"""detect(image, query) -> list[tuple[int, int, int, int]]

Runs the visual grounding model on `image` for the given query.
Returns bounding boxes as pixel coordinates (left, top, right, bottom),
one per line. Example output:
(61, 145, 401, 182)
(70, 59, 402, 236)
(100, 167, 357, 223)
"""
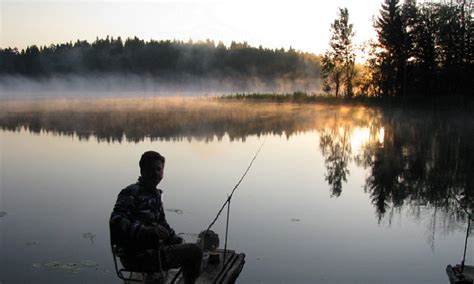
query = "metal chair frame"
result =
(111, 242, 166, 283)
(110, 222, 167, 284)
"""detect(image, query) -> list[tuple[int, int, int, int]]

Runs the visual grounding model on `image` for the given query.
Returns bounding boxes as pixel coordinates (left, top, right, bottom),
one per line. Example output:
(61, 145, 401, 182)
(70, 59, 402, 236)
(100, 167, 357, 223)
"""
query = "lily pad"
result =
(37, 260, 95, 274)
(61, 262, 79, 269)
(166, 208, 184, 215)
(69, 267, 84, 274)
(80, 260, 98, 267)
(0, 211, 7, 218)
(43, 261, 62, 269)
(56, 262, 84, 273)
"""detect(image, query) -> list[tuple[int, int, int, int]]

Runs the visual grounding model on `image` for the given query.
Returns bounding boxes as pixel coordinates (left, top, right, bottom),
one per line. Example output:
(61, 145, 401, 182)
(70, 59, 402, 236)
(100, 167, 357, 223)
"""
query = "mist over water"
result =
(0, 75, 322, 99)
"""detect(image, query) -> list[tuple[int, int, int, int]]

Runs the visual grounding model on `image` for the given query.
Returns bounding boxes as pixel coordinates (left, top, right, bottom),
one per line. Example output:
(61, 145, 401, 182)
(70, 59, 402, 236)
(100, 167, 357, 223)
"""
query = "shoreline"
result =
(218, 92, 474, 111)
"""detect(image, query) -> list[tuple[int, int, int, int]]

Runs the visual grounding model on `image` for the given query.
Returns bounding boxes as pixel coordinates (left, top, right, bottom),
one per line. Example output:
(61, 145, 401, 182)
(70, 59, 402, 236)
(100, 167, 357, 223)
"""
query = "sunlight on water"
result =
(350, 127, 371, 153)
(379, 127, 385, 145)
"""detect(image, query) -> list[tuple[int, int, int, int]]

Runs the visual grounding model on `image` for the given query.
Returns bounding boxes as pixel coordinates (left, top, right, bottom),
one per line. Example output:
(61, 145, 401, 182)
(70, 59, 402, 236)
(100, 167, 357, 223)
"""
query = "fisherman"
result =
(110, 151, 202, 284)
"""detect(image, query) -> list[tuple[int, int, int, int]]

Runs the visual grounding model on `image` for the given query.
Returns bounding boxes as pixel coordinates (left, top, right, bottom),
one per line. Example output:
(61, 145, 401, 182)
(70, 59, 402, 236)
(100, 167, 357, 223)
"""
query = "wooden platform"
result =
(168, 249, 245, 284)
(447, 264, 474, 284)
(125, 249, 245, 284)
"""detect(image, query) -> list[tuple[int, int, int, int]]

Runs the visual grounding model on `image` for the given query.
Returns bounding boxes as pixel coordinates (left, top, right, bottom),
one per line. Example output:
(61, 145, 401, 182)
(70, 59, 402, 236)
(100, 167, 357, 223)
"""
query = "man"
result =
(110, 151, 202, 284)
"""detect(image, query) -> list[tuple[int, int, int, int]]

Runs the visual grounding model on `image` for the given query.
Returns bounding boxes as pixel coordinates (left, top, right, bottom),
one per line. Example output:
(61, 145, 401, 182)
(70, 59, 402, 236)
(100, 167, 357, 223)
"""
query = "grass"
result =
(218, 92, 474, 110)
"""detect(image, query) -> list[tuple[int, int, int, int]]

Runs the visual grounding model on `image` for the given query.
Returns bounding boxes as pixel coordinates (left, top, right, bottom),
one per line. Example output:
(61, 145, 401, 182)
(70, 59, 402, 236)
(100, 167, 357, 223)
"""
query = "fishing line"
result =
(205, 140, 265, 232)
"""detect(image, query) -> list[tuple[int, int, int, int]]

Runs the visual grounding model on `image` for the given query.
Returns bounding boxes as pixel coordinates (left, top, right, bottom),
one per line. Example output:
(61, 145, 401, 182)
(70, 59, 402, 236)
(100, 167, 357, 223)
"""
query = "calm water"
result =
(1, 98, 473, 283)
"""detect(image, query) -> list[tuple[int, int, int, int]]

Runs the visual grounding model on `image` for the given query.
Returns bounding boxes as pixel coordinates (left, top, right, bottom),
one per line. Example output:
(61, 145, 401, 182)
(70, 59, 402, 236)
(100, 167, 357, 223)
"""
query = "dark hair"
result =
(139, 151, 165, 171)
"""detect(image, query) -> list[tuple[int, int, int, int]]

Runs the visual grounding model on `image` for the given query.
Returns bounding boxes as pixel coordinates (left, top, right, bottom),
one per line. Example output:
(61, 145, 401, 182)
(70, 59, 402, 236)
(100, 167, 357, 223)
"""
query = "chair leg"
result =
(126, 271, 133, 284)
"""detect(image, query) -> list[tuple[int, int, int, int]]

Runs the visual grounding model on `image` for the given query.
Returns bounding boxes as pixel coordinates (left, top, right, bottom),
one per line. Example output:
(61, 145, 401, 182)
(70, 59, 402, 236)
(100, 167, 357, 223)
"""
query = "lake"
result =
(1, 97, 473, 283)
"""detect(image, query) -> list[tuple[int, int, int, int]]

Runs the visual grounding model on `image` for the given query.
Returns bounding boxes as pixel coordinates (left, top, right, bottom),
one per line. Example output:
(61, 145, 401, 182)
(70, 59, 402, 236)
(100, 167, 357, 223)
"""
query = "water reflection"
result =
(326, 111, 472, 239)
(1, 98, 473, 233)
(319, 126, 351, 197)
(0, 98, 332, 143)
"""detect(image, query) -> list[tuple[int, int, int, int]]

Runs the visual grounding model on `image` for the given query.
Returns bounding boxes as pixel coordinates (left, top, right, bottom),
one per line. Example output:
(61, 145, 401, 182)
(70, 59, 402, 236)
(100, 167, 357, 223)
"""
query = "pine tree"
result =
(375, 0, 406, 97)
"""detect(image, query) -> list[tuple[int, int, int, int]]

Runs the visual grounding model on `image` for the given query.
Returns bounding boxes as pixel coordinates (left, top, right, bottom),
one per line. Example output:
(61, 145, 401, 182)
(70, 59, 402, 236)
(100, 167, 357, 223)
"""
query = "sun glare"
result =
(350, 127, 370, 152)
(379, 127, 385, 144)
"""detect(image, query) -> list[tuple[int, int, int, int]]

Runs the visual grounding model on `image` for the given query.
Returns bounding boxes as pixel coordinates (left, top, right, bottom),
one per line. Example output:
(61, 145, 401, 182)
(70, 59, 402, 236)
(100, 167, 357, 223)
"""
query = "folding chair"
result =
(110, 222, 167, 284)
(111, 243, 167, 283)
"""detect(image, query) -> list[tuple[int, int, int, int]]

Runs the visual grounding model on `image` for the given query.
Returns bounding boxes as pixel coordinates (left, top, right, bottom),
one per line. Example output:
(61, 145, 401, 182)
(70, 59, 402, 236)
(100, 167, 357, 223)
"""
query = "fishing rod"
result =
(205, 140, 265, 233)
(197, 140, 265, 268)
(448, 188, 473, 274)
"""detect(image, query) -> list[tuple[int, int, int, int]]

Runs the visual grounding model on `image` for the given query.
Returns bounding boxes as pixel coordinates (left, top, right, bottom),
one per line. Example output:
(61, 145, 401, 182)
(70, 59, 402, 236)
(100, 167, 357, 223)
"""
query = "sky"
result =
(0, 0, 382, 56)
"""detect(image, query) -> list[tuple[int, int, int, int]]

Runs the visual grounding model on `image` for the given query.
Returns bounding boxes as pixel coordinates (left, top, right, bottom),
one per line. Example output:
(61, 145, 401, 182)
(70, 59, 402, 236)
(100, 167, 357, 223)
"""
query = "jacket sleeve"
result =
(109, 188, 157, 247)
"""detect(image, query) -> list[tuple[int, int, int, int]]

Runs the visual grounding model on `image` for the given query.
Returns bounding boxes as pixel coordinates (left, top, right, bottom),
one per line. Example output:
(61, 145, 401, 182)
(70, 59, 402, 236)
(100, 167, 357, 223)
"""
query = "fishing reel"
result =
(198, 230, 220, 251)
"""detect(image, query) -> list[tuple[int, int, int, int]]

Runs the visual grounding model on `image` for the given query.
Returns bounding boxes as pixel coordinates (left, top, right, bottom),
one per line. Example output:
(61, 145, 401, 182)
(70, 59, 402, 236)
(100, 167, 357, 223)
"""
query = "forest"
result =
(0, 38, 321, 82)
(0, 0, 472, 99)
(323, 0, 472, 99)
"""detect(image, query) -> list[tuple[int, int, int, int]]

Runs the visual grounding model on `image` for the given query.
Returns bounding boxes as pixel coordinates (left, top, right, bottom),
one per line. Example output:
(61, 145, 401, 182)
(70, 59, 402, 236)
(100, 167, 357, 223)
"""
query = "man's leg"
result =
(161, 243, 202, 284)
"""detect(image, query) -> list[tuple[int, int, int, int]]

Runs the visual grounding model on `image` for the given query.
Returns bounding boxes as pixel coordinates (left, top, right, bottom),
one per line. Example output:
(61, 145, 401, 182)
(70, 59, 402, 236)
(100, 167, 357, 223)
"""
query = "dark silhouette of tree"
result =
(322, 7, 355, 97)
(367, 0, 473, 98)
(374, 0, 406, 98)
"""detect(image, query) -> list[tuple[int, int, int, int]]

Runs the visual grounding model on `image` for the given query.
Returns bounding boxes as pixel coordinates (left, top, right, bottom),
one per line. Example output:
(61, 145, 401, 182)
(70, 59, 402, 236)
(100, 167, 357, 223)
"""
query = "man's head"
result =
(139, 151, 165, 187)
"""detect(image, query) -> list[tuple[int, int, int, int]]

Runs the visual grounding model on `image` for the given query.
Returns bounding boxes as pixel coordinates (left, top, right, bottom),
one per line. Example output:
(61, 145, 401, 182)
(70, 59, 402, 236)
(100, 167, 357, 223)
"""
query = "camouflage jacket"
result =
(110, 181, 173, 254)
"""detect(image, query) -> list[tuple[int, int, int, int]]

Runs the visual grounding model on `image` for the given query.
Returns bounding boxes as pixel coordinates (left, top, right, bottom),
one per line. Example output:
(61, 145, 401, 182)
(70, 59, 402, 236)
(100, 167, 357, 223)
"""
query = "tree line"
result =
(0, 37, 321, 81)
(1, 0, 471, 99)
(323, 0, 473, 99)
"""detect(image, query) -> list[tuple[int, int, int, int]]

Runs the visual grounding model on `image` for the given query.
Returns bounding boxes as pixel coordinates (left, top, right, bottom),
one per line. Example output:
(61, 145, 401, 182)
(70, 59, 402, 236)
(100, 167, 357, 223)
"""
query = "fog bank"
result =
(0, 74, 321, 99)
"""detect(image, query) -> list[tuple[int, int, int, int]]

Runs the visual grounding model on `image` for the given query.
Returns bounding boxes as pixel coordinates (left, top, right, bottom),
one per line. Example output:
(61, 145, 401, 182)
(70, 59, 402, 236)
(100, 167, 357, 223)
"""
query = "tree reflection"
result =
(358, 110, 474, 240)
(364, 123, 405, 223)
(0, 99, 328, 143)
(319, 116, 351, 197)
(316, 106, 474, 245)
(318, 107, 381, 197)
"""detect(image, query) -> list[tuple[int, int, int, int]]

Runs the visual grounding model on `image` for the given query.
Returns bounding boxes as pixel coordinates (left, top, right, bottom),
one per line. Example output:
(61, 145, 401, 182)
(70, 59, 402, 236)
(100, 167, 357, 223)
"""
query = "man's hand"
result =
(152, 225, 170, 240)
(166, 234, 183, 245)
